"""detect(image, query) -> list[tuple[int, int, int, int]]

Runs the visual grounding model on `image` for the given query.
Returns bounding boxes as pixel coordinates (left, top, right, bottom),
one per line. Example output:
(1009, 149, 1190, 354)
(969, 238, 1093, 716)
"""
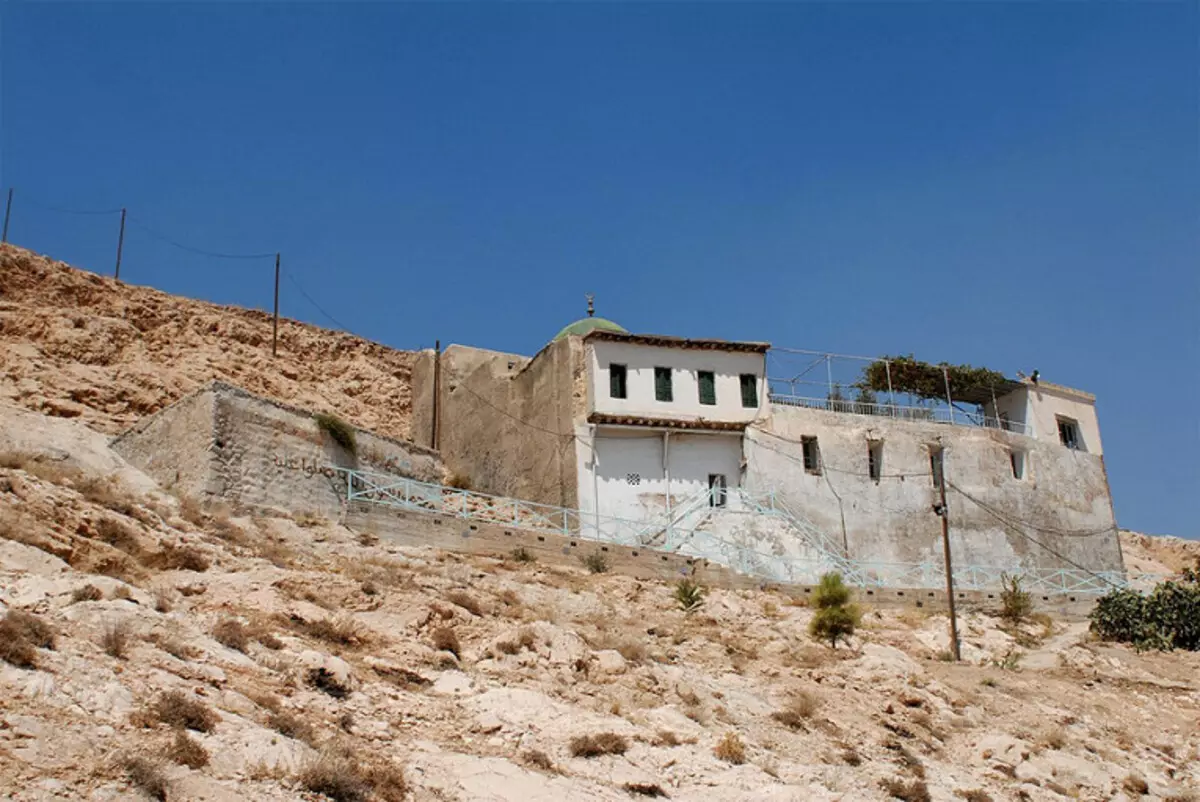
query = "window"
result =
(708, 474, 727, 507)
(1057, 417, 1083, 451)
(1010, 449, 1026, 480)
(929, 446, 944, 489)
(868, 441, 883, 481)
(801, 436, 822, 474)
(740, 373, 758, 408)
(698, 370, 716, 405)
(609, 364, 627, 399)
(654, 367, 673, 402)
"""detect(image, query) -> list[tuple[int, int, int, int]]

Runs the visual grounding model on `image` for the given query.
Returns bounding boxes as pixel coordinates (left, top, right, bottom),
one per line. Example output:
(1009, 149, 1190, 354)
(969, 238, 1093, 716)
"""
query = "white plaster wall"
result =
(667, 433, 744, 503)
(744, 404, 1123, 574)
(587, 341, 766, 423)
(1026, 385, 1104, 455)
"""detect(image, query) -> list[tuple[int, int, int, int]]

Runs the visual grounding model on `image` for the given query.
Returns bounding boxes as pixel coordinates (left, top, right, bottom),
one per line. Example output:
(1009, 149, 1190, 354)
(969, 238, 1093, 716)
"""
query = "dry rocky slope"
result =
(2, 404, 1199, 802)
(0, 243, 416, 442)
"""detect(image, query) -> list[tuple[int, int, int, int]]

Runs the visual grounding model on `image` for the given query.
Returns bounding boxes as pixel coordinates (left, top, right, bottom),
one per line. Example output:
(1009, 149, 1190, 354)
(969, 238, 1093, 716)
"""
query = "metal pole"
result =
(272, 253, 280, 357)
(885, 360, 895, 416)
(942, 366, 954, 425)
(825, 354, 834, 410)
(937, 473, 961, 662)
(114, 208, 126, 279)
(431, 339, 441, 450)
(1, 188, 12, 243)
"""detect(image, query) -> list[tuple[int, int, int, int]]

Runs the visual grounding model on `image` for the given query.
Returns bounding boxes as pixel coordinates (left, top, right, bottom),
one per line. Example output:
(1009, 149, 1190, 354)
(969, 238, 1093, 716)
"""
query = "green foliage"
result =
(1090, 573, 1200, 652)
(674, 576, 706, 613)
(860, 355, 1008, 403)
(854, 386, 879, 413)
(808, 573, 860, 649)
(999, 573, 1033, 624)
(580, 552, 610, 574)
(315, 412, 357, 455)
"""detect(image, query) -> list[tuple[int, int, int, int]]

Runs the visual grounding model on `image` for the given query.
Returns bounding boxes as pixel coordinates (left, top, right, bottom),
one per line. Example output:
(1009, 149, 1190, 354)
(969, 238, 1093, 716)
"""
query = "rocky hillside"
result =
(0, 243, 417, 442)
(1119, 530, 1200, 578)
(1, 403, 1198, 801)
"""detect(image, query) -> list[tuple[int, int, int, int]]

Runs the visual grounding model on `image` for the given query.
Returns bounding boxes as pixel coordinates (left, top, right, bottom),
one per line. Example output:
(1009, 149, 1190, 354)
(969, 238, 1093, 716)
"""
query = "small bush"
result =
(153, 690, 219, 732)
(212, 618, 250, 652)
(432, 627, 461, 657)
(0, 609, 55, 666)
(156, 635, 196, 661)
(446, 590, 484, 616)
(880, 778, 932, 802)
(494, 639, 521, 656)
(102, 620, 131, 659)
(808, 573, 861, 648)
(150, 544, 211, 572)
(714, 731, 747, 764)
(293, 615, 368, 648)
(177, 495, 206, 527)
(1090, 574, 1200, 652)
(624, 783, 668, 797)
(6, 609, 55, 649)
(96, 517, 142, 554)
(308, 667, 352, 698)
(256, 629, 284, 650)
(169, 730, 210, 768)
(570, 732, 629, 758)
(841, 746, 863, 766)
(123, 755, 168, 800)
(999, 573, 1032, 624)
(0, 628, 38, 668)
(953, 791, 994, 802)
(271, 710, 318, 745)
(772, 691, 819, 730)
(72, 584, 104, 603)
(654, 730, 682, 747)
(360, 580, 379, 596)
(300, 750, 369, 802)
(1123, 774, 1150, 796)
(315, 413, 357, 455)
(674, 577, 706, 613)
(445, 472, 471, 490)
(522, 749, 555, 771)
(581, 552, 610, 574)
(510, 546, 536, 563)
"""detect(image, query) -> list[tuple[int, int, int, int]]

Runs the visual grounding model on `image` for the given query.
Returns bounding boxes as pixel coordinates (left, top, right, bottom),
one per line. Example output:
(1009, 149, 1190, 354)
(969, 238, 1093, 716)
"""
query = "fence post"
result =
(942, 366, 955, 425)
(2, 188, 12, 243)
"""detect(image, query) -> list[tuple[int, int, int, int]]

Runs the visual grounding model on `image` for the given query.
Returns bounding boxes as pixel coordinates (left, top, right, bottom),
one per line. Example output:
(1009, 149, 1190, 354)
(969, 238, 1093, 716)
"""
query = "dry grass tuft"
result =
(152, 690, 219, 732)
(123, 755, 168, 800)
(570, 732, 630, 758)
(522, 750, 555, 771)
(72, 584, 104, 603)
(624, 782, 668, 797)
(298, 747, 408, 802)
(953, 791, 993, 802)
(880, 778, 932, 802)
(510, 546, 536, 563)
(290, 614, 369, 648)
(445, 590, 485, 616)
(153, 544, 211, 572)
(714, 731, 747, 764)
(1038, 727, 1067, 751)
(270, 710, 318, 745)
(308, 667, 352, 698)
(432, 626, 461, 657)
(772, 691, 819, 730)
(580, 552, 610, 574)
(653, 730, 682, 747)
(1123, 774, 1150, 796)
(212, 618, 250, 652)
(95, 517, 142, 554)
(102, 620, 131, 659)
(168, 730, 210, 768)
(155, 635, 197, 661)
(0, 609, 54, 668)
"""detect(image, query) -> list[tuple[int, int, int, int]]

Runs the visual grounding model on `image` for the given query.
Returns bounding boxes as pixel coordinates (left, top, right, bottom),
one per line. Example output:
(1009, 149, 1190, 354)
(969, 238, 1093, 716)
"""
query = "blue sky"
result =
(1, 2, 1196, 537)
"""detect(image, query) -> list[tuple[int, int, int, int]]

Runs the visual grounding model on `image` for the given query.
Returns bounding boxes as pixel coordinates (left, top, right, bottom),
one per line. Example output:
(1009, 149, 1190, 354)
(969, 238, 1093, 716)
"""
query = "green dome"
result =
(554, 317, 627, 341)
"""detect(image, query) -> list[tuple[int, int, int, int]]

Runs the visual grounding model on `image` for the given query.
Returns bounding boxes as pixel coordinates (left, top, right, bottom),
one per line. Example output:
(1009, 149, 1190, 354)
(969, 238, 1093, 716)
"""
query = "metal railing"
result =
(768, 394, 1033, 436)
(334, 467, 1157, 596)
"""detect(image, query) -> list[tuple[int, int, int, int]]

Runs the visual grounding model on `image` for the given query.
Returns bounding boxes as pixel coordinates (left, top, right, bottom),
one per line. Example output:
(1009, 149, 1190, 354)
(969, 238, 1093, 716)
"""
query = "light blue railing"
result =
(333, 467, 1159, 596)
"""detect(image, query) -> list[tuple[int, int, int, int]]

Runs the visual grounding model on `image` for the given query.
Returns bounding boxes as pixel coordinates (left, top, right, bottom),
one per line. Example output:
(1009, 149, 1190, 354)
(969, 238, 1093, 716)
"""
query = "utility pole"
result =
(114, 208, 127, 279)
(934, 459, 962, 661)
(431, 339, 441, 450)
(272, 253, 280, 357)
(2, 188, 12, 243)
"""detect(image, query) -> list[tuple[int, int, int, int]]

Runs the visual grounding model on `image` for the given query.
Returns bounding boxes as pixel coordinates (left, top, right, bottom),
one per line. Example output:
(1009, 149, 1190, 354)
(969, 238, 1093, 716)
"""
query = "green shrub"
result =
(673, 577, 706, 613)
(999, 573, 1032, 624)
(315, 413, 357, 455)
(808, 573, 860, 649)
(580, 552, 609, 574)
(1091, 574, 1200, 652)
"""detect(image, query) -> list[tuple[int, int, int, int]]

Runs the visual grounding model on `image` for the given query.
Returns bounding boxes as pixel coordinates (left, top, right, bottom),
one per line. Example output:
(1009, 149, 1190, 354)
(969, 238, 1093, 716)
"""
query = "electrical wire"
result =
(947, 480, 1117, 539)
(125, 213, 276, 260)
(283, 269, 354, 333)
(15, 190, 122, 216)
(748, 425, 931, 479)
(442, 368, 578, 440)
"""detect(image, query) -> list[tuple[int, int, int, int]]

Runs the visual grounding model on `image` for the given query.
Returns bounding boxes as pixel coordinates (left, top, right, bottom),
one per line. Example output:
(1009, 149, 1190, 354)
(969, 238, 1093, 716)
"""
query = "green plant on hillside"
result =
(999, 573, 1032, 624)
(859, 355, 1008, 403)
(808, 572, 861, 649)
(674, 576, 706, 613)
(1090, 572, 1200, 652)
(580, 552, 610, 574)
(314, 413, 357, 455)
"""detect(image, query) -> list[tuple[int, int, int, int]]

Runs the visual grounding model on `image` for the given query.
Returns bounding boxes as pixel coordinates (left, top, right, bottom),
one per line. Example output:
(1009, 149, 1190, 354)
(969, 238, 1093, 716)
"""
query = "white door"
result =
(593, 433, 665, 522)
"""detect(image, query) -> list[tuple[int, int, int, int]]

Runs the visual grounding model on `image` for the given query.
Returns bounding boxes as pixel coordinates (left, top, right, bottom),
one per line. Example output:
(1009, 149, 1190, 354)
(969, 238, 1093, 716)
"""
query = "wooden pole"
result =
(936, 469, 962, 661)
(2, 188, 12, 243)
(272, 253, 280, 357)
(431, 339, 441, 450)
(114, 208, 127, 279)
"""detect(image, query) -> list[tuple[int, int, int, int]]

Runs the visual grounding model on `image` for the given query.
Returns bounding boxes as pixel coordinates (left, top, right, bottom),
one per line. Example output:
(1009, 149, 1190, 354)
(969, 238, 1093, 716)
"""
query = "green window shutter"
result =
(740, 374, 758, 408)
(698, 371, 716, 406)
(655, 367, 673, 402)
(609, 364, 627, 399)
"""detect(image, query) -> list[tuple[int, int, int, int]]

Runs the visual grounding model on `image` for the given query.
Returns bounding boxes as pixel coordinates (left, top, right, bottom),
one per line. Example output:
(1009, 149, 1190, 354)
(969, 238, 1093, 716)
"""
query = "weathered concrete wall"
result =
(115, 382, 443, 517)
(111, 387, 216, 497)
(744, 404, 1123, 574)
(412, 340, 582, 507)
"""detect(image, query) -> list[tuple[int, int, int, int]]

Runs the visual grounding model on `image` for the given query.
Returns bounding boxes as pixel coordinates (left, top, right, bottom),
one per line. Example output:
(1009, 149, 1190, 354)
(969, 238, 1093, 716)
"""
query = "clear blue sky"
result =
(1, 2, 1196, 537)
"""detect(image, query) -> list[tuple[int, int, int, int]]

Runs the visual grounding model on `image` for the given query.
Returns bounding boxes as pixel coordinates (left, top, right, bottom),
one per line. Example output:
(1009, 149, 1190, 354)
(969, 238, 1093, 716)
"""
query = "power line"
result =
(443, 368, 577, 440)
(125, 213, 276, 260)
(748, 426, 930, 479)
(948, 481, 1117, 539)
(283, 269, 354, 333)
(17, 190, 122, 216)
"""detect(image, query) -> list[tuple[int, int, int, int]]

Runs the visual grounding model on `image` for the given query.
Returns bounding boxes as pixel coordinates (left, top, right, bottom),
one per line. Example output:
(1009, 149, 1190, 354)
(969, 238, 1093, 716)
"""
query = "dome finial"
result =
(586, 293, 595, 318)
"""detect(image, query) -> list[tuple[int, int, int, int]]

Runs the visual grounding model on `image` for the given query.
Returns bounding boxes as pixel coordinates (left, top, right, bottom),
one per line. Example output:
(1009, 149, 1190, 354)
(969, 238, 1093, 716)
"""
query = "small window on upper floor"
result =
(609, 364, 627, 399)
(868, 441, 883, 482)
(698, 370, 716, 406)
(1010, 448, 1027, 480)
(802, 436, 822, 475)
(655, 367, 673, 402)
(740, 374, 758, 408)
(1057, 417, 1084, 451)
(929, 445, 945, 490)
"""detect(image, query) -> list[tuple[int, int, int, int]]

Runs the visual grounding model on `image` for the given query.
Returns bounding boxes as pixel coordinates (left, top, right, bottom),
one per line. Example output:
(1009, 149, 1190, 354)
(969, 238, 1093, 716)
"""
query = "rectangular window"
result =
(1057, 417, 1083, 451)
(698, 370, 716, 406)
(708, 474, 727, 507)
(801, 436, 822, 474)
(609, 364, 627, 399)
(1010, 449, 1026, 480)
(654, 367, 673, 402)
(740, 373, 758, 408)
(929, 446, 944, 490)
(868, 441, 883, 481)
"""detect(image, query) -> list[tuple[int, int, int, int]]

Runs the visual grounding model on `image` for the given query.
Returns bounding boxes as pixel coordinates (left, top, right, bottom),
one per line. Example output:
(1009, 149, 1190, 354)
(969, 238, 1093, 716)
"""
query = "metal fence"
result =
(768, 394, 1032, 435)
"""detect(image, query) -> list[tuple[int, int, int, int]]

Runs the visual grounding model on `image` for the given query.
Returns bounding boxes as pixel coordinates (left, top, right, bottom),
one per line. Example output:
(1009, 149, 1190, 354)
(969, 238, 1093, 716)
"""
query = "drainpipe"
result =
(663, 431, 672, 519)
(591, 424, 600, 536)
